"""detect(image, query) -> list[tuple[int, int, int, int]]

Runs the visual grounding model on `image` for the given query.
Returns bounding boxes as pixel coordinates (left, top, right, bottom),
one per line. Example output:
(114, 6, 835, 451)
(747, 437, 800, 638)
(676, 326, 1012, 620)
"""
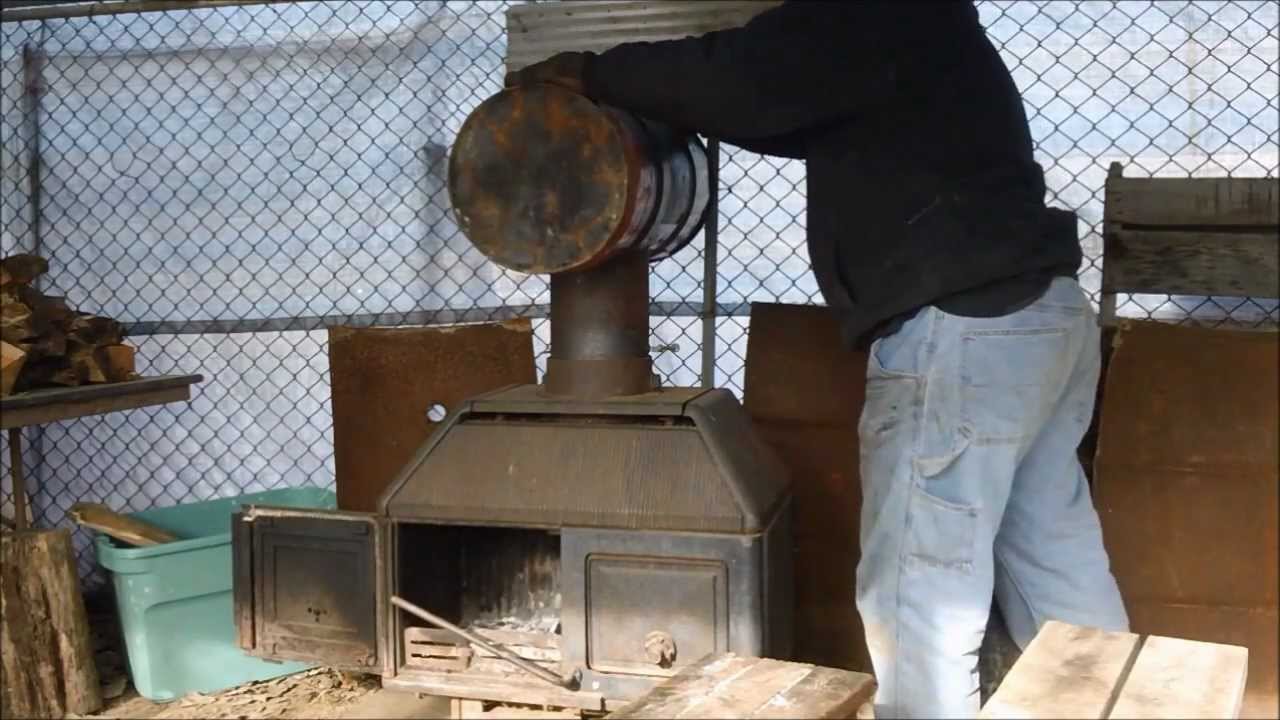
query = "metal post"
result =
(9, 429, 28, 530)
(699, 139, 720, 389)
(22, 42, 42, 262)
(20, 42, 45, 528)
(1, 1, 284, 24)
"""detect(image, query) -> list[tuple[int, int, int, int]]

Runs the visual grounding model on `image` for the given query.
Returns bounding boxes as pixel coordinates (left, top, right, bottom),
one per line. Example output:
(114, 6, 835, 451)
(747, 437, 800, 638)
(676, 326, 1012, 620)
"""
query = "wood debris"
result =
(0, 254, 140, 398)
(91, 668, 381, 719)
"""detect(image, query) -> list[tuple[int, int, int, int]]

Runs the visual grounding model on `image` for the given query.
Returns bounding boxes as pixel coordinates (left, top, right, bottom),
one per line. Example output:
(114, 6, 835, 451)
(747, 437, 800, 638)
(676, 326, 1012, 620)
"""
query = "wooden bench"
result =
(608, 653, 876, 719)
(1099, 163, 1279, 328)
(980, 621, 1249, 719)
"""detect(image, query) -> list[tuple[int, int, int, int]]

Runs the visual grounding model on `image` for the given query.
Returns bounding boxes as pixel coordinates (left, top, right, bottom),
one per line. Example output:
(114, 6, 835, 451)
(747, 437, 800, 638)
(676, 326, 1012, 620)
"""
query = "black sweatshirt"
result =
(582, 0, 1082, 349)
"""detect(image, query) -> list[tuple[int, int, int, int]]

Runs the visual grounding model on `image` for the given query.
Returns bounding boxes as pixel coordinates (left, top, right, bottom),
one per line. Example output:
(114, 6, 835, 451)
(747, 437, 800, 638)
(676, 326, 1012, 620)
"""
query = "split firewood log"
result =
(0, 528, 103, 718)
(96, 344, 137, 382)
(0, 253, 48, 287)
(0, 340, 25, 397)
(0, 293, 34, 346)
(1, 254, 137, 391)
(66, 313, 123, 348)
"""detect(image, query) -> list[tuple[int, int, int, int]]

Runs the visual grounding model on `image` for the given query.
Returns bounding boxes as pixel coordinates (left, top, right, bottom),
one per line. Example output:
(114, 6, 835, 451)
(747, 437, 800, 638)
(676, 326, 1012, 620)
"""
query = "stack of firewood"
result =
(0, 254, 138, 397)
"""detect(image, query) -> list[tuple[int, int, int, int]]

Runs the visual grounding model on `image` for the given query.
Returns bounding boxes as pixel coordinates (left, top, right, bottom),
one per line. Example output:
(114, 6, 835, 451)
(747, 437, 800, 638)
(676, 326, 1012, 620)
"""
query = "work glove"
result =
(503, 52, 592, 95)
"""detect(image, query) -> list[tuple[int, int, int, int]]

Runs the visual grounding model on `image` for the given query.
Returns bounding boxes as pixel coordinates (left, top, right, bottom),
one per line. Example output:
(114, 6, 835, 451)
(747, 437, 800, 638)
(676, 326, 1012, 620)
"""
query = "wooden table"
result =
(1, 375, 202, 529)
(609, 653, 876, 719)
(980, 621, 1250, 719)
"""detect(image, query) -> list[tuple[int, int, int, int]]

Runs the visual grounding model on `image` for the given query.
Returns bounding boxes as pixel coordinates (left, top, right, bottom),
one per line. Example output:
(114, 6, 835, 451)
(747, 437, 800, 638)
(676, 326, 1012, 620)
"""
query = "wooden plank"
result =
(611, 654, 875, 720)
(405, 626, 466, 646)
(749, 666, 876, 720)
(408, 643, 560, 664)
(384, 669, 606, 712)
(677, 658, 814, 719)
(405, 653, 472, 672)
(68, 502, 179, 546)
(1105, 176, 1280, 227)
(1122, 602, 1277, 720)
(1102, 229, 1279, 298)
(979, 621, 1142, 719)
(470, 628, 561, 651)
(0, 373, 200, 409)
(608, 655, 759, 719)
(404, 627, 562, 662)
(1110, 635, 1249, 719)
(0, 385, 190, 429)
(0, 374, 202, 429)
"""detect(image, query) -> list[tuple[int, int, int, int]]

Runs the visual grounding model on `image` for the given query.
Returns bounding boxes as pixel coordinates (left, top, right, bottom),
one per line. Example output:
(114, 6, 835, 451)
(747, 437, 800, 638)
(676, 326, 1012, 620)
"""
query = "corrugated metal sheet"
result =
(505, 0, 780, 72)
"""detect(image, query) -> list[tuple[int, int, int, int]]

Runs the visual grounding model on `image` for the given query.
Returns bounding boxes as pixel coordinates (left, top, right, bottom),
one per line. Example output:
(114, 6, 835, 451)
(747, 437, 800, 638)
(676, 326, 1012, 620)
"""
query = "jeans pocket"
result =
(906, 482, 978, 573)
(961, 328, 1070, 443)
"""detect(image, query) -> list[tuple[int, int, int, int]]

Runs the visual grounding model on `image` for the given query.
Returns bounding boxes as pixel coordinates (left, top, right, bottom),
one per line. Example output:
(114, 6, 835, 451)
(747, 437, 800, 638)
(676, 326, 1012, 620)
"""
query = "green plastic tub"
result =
(95, 487, 336, 701)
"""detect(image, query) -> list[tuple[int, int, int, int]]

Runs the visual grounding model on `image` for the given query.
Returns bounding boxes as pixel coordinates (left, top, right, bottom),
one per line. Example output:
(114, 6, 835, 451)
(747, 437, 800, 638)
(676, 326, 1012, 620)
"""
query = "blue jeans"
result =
(855, 277, 1128, 719)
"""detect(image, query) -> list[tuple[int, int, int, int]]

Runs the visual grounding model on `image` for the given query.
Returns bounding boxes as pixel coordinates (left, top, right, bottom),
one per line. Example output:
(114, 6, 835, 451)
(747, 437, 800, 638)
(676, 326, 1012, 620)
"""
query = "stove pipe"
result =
(448, 84, 710, 399)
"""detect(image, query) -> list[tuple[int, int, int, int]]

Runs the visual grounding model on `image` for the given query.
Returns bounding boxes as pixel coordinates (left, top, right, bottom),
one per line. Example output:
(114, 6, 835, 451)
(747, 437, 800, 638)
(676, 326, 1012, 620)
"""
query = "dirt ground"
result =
(78, 668, 385, 720)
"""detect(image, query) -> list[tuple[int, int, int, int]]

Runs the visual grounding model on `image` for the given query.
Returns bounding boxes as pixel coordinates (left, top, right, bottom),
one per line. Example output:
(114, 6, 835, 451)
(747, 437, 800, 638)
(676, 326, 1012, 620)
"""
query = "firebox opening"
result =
(394, 523, 562, 670)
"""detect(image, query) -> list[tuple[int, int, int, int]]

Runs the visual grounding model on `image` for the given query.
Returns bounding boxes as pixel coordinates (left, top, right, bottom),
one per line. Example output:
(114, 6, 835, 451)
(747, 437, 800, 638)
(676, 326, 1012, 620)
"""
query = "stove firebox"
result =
(232, 85, 793, 712)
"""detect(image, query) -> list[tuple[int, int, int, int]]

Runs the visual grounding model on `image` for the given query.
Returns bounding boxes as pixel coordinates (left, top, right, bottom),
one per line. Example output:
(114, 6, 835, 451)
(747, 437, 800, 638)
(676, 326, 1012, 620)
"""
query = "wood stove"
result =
(232, 85, 794, 713)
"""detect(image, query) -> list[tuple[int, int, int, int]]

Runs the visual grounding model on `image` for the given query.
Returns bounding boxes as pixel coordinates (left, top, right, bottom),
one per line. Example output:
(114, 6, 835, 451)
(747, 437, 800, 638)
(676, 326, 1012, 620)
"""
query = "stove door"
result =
(233, 506, 387, 673)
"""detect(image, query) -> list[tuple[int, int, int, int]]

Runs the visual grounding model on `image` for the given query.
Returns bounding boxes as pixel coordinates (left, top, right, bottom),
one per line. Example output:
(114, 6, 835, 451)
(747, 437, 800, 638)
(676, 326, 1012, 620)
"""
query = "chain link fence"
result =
(1, 0, 1277, 583)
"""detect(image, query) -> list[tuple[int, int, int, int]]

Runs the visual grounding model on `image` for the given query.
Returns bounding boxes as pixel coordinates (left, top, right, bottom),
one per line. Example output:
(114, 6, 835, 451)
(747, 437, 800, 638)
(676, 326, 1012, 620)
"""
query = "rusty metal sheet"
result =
(1094, 320, 1279, 608)
(327, 319, 536, 513)
(742, 302, 870, 673)
(505, 1, 779, 73)
(743, 302, 866, 426)
(1094, 319, 1279, 719)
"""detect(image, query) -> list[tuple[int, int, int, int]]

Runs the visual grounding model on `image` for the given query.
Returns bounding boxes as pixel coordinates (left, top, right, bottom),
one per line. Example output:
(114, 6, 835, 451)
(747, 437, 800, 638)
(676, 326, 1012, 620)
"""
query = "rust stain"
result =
(327, 320, 536, 513)
(1093, 319, 1278, 716)
(447, 85, 703, 275)
(742, 302, 872, 673)
(447, 85, 630, 274)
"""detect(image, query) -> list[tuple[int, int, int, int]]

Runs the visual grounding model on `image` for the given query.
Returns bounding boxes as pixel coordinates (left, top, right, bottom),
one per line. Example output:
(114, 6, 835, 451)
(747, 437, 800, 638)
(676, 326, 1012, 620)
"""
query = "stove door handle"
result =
(390, 595, 582, 691)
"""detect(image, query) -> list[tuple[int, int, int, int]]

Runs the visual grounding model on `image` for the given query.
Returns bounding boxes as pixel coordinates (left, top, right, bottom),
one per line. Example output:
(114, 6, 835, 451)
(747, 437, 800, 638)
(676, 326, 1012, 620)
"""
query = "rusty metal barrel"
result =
(448, 85, 710, 274)
(448, 85, 710, 398)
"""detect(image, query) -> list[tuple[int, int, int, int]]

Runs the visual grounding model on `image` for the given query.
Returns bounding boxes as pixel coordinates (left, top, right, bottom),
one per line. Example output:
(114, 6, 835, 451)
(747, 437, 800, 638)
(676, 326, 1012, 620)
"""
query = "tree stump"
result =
(1, 528, 103, 718)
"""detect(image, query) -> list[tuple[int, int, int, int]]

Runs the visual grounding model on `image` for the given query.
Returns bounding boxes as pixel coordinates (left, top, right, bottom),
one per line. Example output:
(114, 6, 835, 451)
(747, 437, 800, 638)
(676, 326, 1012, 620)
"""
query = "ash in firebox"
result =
(467, 614, 561, 635)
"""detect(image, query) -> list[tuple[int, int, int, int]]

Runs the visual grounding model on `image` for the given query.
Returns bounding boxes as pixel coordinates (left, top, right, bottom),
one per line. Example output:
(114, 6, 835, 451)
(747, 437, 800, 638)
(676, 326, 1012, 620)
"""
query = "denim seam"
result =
(869, 336, 922, 381)
(962, 327, 1070, 338)
(994, 544, 1040, 639)
(891, 306, 941, 711)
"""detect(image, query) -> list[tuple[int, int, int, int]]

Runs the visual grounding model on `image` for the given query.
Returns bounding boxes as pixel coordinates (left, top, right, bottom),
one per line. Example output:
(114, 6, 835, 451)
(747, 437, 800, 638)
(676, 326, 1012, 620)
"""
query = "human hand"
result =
(503, 52, 590, 95)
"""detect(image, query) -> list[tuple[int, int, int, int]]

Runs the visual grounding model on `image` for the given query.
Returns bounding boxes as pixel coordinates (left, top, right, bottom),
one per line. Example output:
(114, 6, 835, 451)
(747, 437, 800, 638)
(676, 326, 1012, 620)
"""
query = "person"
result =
(504, 1, 1129, 717)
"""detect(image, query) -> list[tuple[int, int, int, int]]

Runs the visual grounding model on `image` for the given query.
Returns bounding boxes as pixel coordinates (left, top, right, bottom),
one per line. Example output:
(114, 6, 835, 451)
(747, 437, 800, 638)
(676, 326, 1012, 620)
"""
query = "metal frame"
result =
(700, 139, 721, 389)
(1, 1, 283, 24)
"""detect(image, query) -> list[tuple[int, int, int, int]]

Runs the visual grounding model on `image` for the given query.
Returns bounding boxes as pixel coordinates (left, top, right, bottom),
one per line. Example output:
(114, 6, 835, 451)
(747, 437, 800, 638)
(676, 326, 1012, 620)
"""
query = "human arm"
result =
(578, 1, 896, 141)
